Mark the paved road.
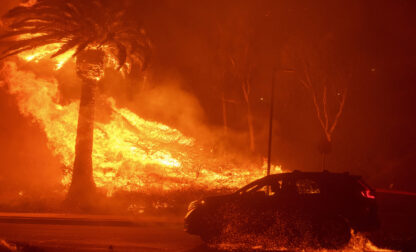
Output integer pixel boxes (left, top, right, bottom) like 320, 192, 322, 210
0, 211, 412, 252
0, 213, 340, 252
0, 213, 310, 252
0, 212, 203, 251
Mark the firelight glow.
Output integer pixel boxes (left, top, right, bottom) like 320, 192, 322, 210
1, 53, 283, 195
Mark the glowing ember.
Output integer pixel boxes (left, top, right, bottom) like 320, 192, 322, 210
1, 61, 282, 195
210, 230, 397, 252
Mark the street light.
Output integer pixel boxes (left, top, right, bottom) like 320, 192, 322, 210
266, 68, 295, 176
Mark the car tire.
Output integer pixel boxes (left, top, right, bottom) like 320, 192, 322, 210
200, 231, 221, 244
317, 216, 351, 249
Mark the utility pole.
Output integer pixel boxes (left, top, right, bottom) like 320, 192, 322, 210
267, 69, 276, 177
266, 68, 294, 177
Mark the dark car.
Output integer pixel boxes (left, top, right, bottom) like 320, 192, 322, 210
184, 170, 379, 249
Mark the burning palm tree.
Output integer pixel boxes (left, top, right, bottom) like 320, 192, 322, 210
0, 0, 151, 209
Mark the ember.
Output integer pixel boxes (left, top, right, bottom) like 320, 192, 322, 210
210, 231, 398, 252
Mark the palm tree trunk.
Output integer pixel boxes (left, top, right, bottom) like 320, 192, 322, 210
66, 79, 98, 208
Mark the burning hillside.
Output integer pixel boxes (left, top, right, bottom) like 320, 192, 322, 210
0, 0, 282, 205
0, 59, 282, 196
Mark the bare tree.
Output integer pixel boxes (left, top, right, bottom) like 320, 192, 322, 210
220, 91, 239, 136
285, 38, 351, 169
216, 23, 256, 152
299, 62, 348, 144
229, 45, 256, 152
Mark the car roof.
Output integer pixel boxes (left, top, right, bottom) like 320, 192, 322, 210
272, 170, 360, 180
236, 170, 361, 193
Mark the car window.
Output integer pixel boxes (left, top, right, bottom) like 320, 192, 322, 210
237, 178, 264, 194
245, 184, 263, 193
296, 178, 320, 194
240, 179, 283, 196
239, 182, 263, 194
253, 185, 268, 194
269, 180, 283, 196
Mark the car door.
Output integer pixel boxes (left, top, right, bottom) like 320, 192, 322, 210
294, 177, 323, 216
269, 177, 322, 240
225, 179, 276, 234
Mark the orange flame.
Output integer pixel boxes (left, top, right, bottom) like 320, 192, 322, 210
1, 60, 282, 195
16, 34, 75, 70
20, 0, 37, 7
1, 28, 394, 252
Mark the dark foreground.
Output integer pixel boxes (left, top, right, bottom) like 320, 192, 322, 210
0, 212, 408, 252
0, 190, 415, 252
0, 212, 202, 251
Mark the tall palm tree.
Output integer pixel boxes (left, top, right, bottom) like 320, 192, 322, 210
0, 0, 151, 209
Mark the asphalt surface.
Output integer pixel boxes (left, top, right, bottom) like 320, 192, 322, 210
1, 191, 415, 252
0, 212, 203, 251
0, 212, 374, 252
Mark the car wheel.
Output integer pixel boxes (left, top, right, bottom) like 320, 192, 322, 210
200, 231, 221, 244
317, 217, 351, 249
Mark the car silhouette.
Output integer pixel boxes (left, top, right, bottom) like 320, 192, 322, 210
184, 170, 379, 249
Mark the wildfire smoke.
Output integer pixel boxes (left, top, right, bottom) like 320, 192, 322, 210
0, 59, 282, 196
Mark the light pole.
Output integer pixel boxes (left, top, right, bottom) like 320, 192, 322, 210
266, 68, 276, 177
266, 68, 295, 176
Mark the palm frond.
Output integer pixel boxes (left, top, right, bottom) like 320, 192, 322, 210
73, 41, 90, 56
50, 37, 82, 58
0, 0, 151, 71
114, 41, 127, 69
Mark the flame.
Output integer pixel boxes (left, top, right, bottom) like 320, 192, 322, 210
1, 44, 394, 252
0, 37, 394, 252
18, 44, 74, 70
1, 61, 281, 195
17, 39, 128, 73
20, 0, 37, 7
16, 34, 75, 70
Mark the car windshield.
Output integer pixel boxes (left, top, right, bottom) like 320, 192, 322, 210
235, 175, 283, 195
236, 176, 278, 194
235, 179, 265, 194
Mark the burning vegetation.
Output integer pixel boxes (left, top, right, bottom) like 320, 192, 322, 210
0, 0, 153, 208
0, 1, 415, 251
0, 0, 283, 212
1, 61, 280, 194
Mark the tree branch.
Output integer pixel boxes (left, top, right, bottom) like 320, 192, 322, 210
241, 79, 250, 103
300, 64, 326, 134
323, 85, 329, 132
329, 89, 347, 135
